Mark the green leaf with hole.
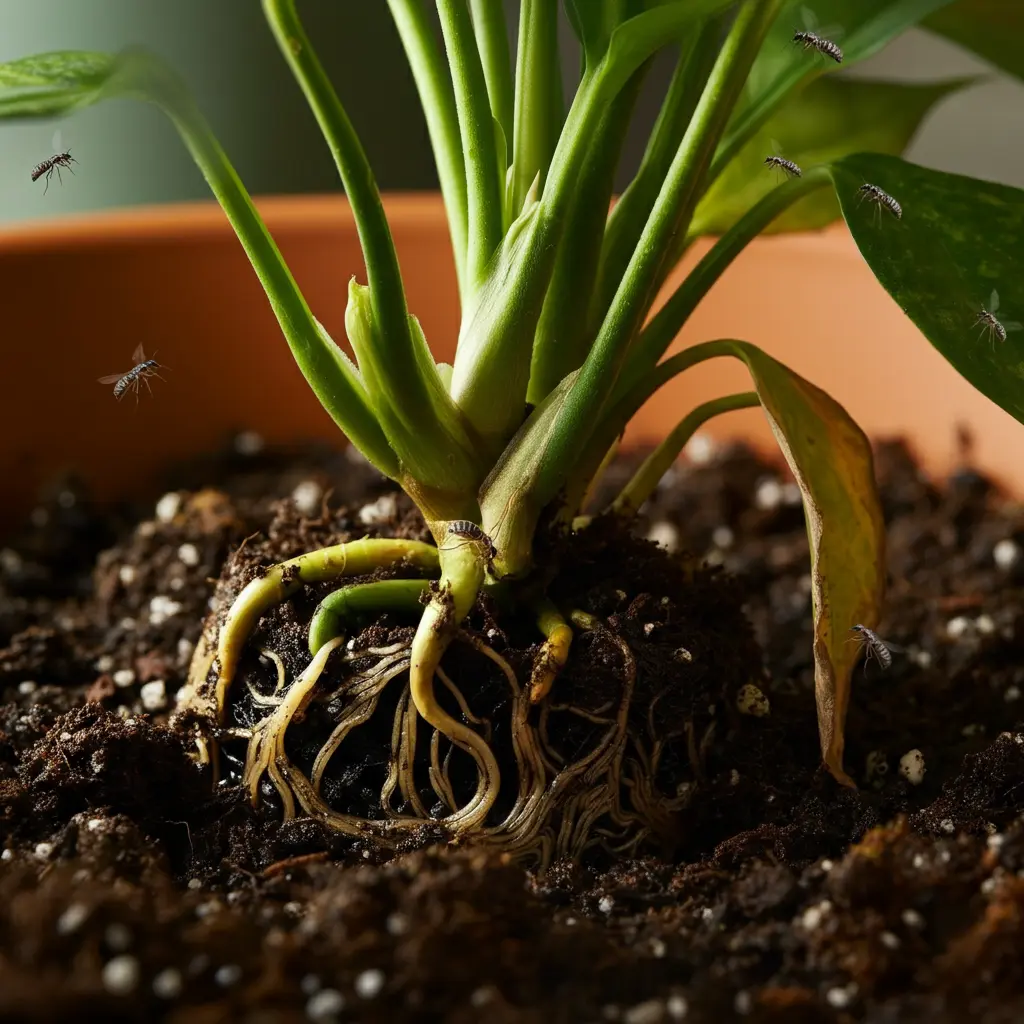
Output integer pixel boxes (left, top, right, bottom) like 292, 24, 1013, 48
718, 0, 955, 176
829, 152, 1024, 425
925, 0, 1024, 83
726, 340, 885, 786
693, 74, 971, 236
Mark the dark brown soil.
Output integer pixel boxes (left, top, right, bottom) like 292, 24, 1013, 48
3, 432, 1024, 1022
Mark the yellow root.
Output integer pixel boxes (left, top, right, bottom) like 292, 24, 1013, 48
243, 636, 344, 813
408, 592, 501, 833
212, 538, 439, 720
530, 602, 573, 704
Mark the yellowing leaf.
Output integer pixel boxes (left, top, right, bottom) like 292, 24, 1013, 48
727, 341, 886, 785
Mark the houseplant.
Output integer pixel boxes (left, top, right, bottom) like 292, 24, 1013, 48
2, 0, 1024, 863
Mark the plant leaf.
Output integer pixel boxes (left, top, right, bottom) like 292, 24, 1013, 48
727, 341, 886, 786
478, 370, 580, 577
717, 0, 955, 176
0, 50, 121, 117
693, 75, 972, 236
925, 0, 1024, 83
829, 151, 1024, 425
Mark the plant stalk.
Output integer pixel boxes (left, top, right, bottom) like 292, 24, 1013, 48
438, 0, 505, 291
387, 0, 470, 296
609, 391, 760, 514
618, 165, 831, 398
531, 0, 784, 518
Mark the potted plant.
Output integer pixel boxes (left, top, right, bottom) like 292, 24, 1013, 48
3, 0, 1024, 1018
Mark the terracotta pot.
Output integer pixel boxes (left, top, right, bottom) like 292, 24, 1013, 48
1, 194, 1020, 534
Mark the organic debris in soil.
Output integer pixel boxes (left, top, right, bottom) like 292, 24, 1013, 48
1, 436, 1024, 1020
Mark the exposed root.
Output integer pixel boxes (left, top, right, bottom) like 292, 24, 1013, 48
216, 544, 689, 863
203, 538, 439, 721
530, 601, 573, 703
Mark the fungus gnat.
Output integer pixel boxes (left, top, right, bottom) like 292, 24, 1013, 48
442, 520, 498, 574
98, 344, 166, 401
31, 130, 77, 194
848, 624, 893, 672
857, 183, 902, 222
974, 290, 1022, 346
792, 7, 843, 62
764, 153, 802, 179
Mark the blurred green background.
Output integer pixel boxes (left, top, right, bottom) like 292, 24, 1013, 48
0, 0, 1021, 225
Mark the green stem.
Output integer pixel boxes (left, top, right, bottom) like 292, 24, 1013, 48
593, 20, 720, 330
510, 0, 562, 217
262, 0, 430, 417
308, 578, 431, 655
609, 391, 760, 514
137, 58, 398, 479
534, 0, 782, 512
527, 64, 646, 404
470, 0, 514, 156
562, 339, 736, 518
619, 166, 831, 398
438, 0, 505, 291
387, 0, 469, 296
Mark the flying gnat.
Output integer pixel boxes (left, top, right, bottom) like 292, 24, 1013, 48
31, 150, 76, 193
31, 130, 77, 194
848, 624, 893, 672
857, 183, 902, 222
764, 155, 802, 179
792, 7, 844, 63
98, 344, 166, 401
792, 30, 843, 62
974, 290, 1023, 345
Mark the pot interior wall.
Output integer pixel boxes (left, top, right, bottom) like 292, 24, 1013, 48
1, 195, 1020, 534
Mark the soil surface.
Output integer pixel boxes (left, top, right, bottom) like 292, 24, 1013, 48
3, 431, 1024, 1022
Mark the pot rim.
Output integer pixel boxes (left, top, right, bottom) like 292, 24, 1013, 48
0, 192, 858, 259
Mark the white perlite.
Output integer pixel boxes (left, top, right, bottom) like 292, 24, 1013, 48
140, 680, 167, 712
800, 900, 832, 931
826, 985, 856, 1009
113, 669, 136, 689
647, 521, 679, 553
102, 955, 140, 996
946, 616, 971, 639
152, 967, 183, 999
624, 1000, 666, 1024
215, 964, 243, 987
993, 539, 1021, 571
292, 480, 323, 517
56, 903, 89, 936
736, 683, 769, 718
358, 494, 398, 526
754, 478, 783, 510
354, 968, 385, 999
155, 493, 182, 523
306, 989, 346, 1020
666, 994, 689, 1020
686, 433, 715, 465
177, 543, 200, 567
118, 565, 136, 586
898, 749, 926, 785
149, 595, 183, 625
598, 895, 615, 914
